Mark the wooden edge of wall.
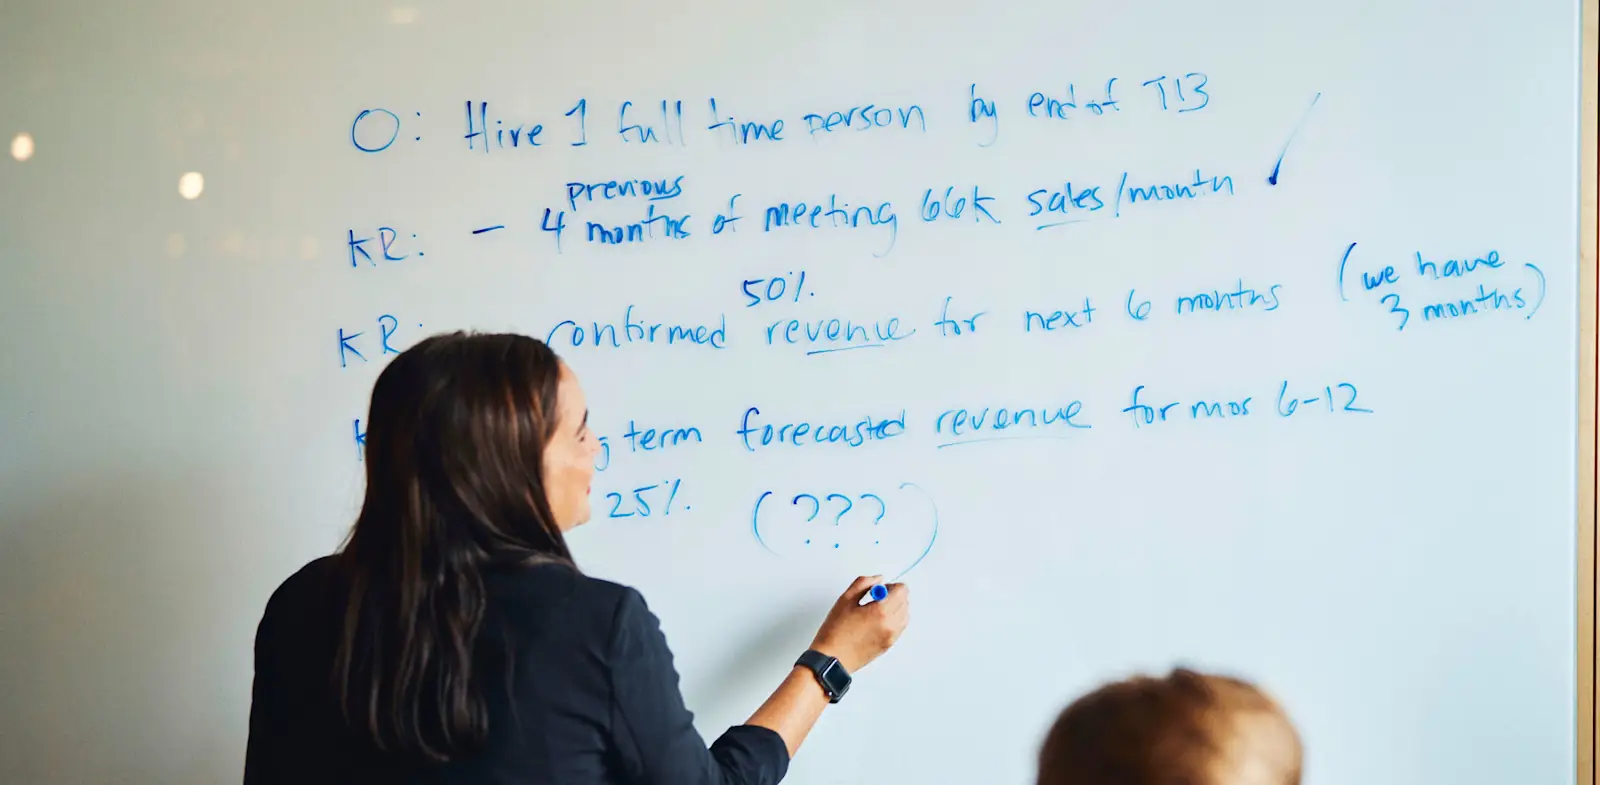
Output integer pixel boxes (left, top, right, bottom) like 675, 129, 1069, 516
1581, 1, 1597, 783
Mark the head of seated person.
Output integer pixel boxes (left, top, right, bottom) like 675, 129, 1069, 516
1037, 667, 1303, 785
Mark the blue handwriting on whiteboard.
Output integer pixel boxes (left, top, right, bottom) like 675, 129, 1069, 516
1027, 182, 1106, 229
463, 101, 543, 152
742, 271, 812, 306
1415, 250, 1504, 281
968, 84, 999, 146
934, 402, 1090, 448
754, 490, 891, 549
1360, 265, 1399, 292
337, 314, 417, 368
1141, 74, 1211, 112
1115, 169, 1234, 217
348, 228, 420, 266
920, 186, 1001, 223
1025, 298, 1096, 332
566, 176, 685, 211
1344, 248, 1546, 331
351, 108, 403, 152
802, 103, 927, 137
1029, 169, 1234, 228
1176, 281, 1282, 315
1276, 382, 1374, 416
737, 407, 908, 452
618, 100, 686, 145
546, 306, 727, 350
762, 195, 899, 257
1267, 92, 1320, 185
708, 98, 785, 145
765, 314, 916, 355
935, 297, 987, 337
1027, 79, 1121, 119
1383, 284, 1534, 329
604, 478, 687, 518
1124, 381, 1373, 426
621, 421, 703, 452
751, 482, 940, 580
585, 205, 692, 244
1123, 384, 1253, 428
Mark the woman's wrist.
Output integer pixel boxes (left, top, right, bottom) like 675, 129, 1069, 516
807, 641, 861, 673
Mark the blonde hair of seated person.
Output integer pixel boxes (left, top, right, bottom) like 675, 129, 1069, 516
1037, 667, 1302, 785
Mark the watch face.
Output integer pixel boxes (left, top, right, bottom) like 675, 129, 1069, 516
820, 660, 851, 693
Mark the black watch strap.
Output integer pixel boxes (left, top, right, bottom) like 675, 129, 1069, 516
796, 649, 851, 703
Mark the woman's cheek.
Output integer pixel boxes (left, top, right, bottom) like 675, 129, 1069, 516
584, 442, 600, 482
571, 452, 595, 501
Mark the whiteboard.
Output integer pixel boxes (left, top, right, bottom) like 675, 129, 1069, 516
0, 1, 1584, 784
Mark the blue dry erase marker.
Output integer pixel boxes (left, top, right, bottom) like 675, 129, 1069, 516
860, 584, 889, 605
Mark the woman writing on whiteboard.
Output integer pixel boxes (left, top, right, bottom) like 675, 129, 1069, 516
243, 331, 910, 784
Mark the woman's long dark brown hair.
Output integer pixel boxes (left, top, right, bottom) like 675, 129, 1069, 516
331, 331, 574, 762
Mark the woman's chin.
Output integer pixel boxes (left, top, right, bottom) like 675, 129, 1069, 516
552, 506, 590, 533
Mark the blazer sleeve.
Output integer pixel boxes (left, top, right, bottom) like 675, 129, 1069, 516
605, 587, 790, 785
242, 591, 283, 785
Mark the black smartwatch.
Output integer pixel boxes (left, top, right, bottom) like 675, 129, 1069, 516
795, 650, 852, 703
